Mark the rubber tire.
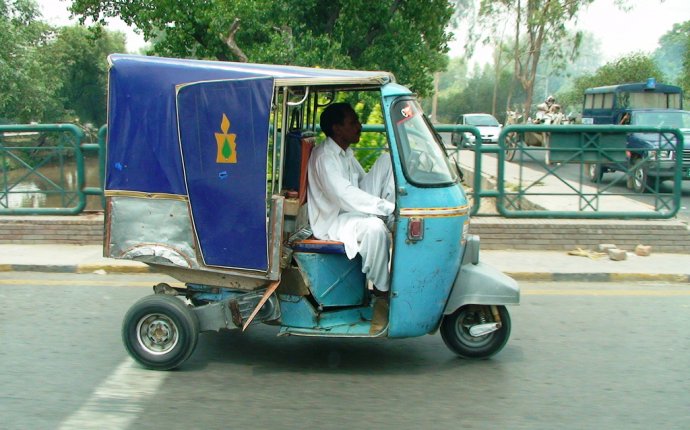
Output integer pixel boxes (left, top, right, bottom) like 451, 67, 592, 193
505, 133, 520, 162
587, 163, 603, 183
122, 295, 200, 370
631, 162, 655, 193
440, 305, 511, 359
451, 132, 461, 147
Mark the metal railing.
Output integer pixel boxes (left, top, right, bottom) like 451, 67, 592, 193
1, 123, 684, 219
473, 124, 684, 219
0, 124, 104, 214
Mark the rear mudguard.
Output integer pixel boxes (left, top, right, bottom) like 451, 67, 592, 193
443, 261, 520, 315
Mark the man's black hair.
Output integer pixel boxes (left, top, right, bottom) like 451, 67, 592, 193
320, 103, 356, 138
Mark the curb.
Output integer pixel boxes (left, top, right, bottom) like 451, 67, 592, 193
507, 272, 690, 283
75, 264, 151, 274
0, 264, 151, 274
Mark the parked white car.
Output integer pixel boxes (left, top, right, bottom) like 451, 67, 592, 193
451, 113, 502, 148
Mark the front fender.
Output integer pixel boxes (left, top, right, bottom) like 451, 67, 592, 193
443, 262, 520, 315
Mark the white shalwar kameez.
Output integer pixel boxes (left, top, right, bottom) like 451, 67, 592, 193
307, 137, 395, 291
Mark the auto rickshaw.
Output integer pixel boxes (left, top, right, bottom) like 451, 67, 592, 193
105, 54, 519, 370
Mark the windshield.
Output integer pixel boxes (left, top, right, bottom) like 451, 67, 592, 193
464, 114, 500, 127
392, 99, 456, 186
631, 111, 690, 128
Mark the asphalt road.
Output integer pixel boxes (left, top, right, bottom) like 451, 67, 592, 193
1, 273, 689, 429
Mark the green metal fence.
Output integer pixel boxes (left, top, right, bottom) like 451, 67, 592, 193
0, 124, 104, 214
486, 124, 684, 219
0, 123, 685, 219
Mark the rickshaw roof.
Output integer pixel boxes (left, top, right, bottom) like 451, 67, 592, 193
108, 54, 395, 87
105, 54, 399, 200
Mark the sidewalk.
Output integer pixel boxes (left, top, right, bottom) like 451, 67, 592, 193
455, 150, 654, 214
1, 244, 688, 282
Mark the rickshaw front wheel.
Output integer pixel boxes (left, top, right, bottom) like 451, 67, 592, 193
122, 295, 199, 371
440, 305, 511, 359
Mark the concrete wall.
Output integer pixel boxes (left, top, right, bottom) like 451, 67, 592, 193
1, 215, 104, 245
2, 214, 689, 253
469, 217, 690, 253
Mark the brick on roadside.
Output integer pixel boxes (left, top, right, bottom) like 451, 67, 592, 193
635, 244, 652, 256
598, 243, 617, 252
608, 248, 627, 261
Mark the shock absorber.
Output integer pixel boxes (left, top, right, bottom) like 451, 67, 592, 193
491, 305, 502, 326
478, 306, 488, 324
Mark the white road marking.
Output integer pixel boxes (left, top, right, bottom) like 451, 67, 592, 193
59, 359, 167, 430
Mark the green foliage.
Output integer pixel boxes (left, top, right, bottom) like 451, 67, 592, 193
0, 0, 125, 124
532, 32, 604, 102
437, 56, 470, 95
44, 26, 126, 125
476, 0, 595, 116
0, 0, 60, 123
356, 103, 388, 170
683, 42, 690, 101
654, 21, 690, 85
653, 20, 690, 104
69, 0, 455, 97
557, 53, 666, 114
432, 65, 525, 124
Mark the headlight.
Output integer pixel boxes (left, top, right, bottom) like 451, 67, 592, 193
654, 150, 674, 160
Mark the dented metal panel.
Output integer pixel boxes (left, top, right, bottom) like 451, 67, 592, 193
106, 196, 199, 268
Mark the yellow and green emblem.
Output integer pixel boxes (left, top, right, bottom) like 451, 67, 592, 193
215, 113, 237, 163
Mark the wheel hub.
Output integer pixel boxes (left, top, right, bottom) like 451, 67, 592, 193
137, 313, 179, 355
148, 321, 172, 343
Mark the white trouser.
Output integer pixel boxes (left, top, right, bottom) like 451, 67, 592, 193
360, 154, 395, 204
340, 154, 394, 291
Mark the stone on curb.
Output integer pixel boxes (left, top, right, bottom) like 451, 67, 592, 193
598, 243, 617, 252
608, 248, 627, 261
635, 244, 652, 256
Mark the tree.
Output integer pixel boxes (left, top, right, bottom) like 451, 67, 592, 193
436, 56, 470, 95
557, 53, 666, 113
654, 20, 690, 85
0, 0, 126, 124
69, 0, 458, 97
44, 26, 126, 125
0, 0, 61, 123
683, 39, 690, 101
532, 31, 603, 109
475, 0, 594, 119
432, 64, 525, 123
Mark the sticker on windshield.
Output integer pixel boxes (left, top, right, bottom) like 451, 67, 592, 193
397, 102, 416, 125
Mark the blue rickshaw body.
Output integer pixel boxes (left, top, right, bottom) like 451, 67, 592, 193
108, 55, 518, 369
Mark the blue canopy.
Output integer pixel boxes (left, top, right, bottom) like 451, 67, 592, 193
106, 54, 393, 195
105, 54, 394, 271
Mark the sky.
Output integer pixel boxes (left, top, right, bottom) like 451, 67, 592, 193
36, 0, 690, 60
37, 0, 148, 52
449, 0, 690, 65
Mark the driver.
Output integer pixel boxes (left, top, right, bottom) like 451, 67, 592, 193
307, 103, 395, 297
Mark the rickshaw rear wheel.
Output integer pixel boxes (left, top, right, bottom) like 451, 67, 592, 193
440, 305, 511, 359
122, 295, 200, 371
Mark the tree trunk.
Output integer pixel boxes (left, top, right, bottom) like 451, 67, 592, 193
509, 0, 521, 118
222, 18, 248, 63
